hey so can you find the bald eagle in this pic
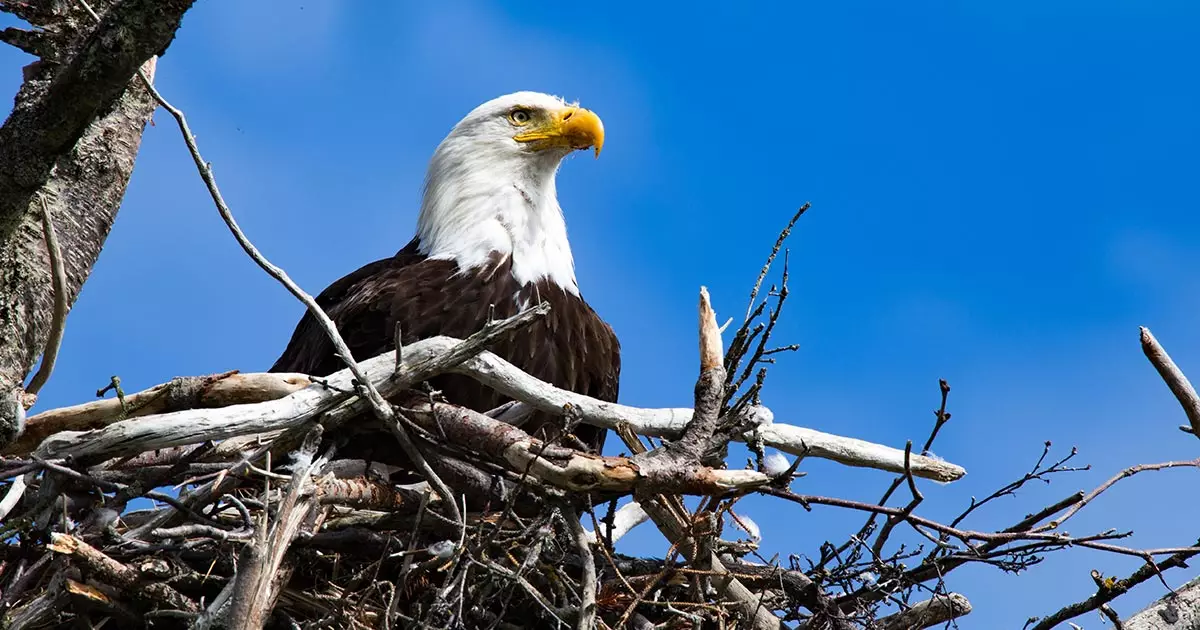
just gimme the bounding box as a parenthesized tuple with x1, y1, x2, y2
(270, 92, 619, 453)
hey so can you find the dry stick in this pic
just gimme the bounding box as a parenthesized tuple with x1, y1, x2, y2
(870, 441, 923, 559)
(46, 533, 198, 613)
(743, 203, 810, 323)
(877, 592, 972, 630)
(24, 194, 68, 398)
(563, 506, 597, 630)
(1140, 326, 1200, 438)
(226, 426, 323, 629)
(630, 288, 788, 630)
(406, 399, 765, 494)
(766, 489, 1199, 560)
(1034, 458, 1200, 533)
(1099, 604, 1124, 630)
(131, 63, 462, 526)
(10, 371, 310, 455)
(0, 474, 28, 521)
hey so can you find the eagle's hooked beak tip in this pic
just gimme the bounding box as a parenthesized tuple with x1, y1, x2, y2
(563, 106, 604, 158)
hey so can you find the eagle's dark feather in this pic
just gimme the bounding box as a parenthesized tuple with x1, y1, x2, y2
(269, 238, 620, 454)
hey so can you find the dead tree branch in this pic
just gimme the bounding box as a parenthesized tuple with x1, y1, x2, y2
(1140, 326, 1200, 438)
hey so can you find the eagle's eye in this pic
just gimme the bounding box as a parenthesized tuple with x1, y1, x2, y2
(508, 108, 533, 125)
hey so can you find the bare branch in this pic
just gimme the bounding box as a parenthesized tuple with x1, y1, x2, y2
(564, 506, 597, 630)
(878, 592, 972, 630)
(227, 426, 322, 629)
(23, 194, 66, 398)
(1140, 326, 1200, 439)
(1035, 458, 1200, 533)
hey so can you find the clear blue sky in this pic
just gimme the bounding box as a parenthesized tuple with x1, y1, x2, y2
(3, 1, 1200, 626)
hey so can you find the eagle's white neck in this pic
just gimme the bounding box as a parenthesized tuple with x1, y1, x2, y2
(414, 135, 579, 295)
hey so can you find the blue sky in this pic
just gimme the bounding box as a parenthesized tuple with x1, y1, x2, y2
(3, 1, 1200, 626)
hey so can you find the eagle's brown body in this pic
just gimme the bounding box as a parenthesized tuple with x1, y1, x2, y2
(269, 238, 620, 452)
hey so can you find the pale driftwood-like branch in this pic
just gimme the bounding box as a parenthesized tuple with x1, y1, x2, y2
(877, 592, 972, 630)
(1140, 326, 1200, 438)
(9, 371, 310, 455)
(749, 422, 962, 482)
(585, 501, 649, 544)
(0, 473, 28, 521)
(32, 334, 965, 482)
(446, 346, 963, 481)
(31, 309, 542, 459)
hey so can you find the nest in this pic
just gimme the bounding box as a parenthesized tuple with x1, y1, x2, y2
(0, 207, 1194, 630)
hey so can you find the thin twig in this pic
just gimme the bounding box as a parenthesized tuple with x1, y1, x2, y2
(563, 506, 596, 630)
(742, 203, 810, 323)
(1035, 458, 1200, 533)
(765, 488, 1198, 560)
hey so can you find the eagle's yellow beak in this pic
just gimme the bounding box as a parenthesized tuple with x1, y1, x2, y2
(514, 106, 605, 158)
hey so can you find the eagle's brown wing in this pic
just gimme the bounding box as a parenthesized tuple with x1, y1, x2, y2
(270, 239, 620, 453)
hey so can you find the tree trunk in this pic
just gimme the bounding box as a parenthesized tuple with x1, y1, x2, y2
(0, 0, 196, 446)
(1124, 575, 1200, 630)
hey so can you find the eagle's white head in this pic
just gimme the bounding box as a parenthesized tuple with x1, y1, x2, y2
(415, 91, 605, 296)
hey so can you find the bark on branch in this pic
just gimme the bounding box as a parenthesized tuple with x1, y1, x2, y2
(1123, 575, 1200, 630)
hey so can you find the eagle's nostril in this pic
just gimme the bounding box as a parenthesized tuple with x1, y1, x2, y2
(562, 109, 574, 121)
